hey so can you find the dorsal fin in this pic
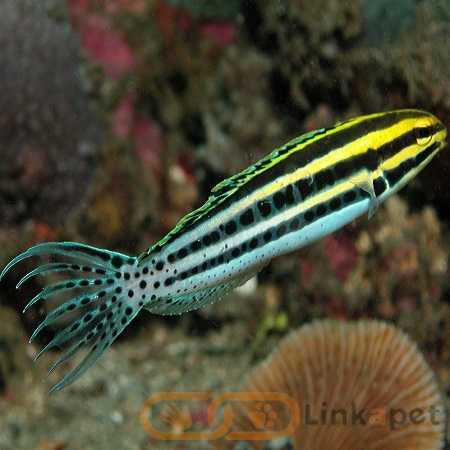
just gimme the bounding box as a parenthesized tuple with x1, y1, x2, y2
(140, 127, 329, 260)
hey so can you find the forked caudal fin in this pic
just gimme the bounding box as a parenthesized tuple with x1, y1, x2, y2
(0, 242, 144, 393)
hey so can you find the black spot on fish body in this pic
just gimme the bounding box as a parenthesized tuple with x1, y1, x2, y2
(240, 209, 254, 226)
(210, 231, 221, 243)
(258, 200, 272, 217)
(316, 204, 327, 217)
(285, 184, 296, 205)
(304, 210, 315, 222)
(343, 190, 357, 204)
(84, 314, 93, 322)
(70, 245, 111, 262)
(225, 221, 237, 235)
(273, 191, 286, 209)
(329, 197, 342, 211)
(296, 178, 313, 199)
(249, 238, 258, 249)
(277, 224, 287, 237)
(315, 170, 334, 191)
(290, 217, 300, 230)
(164, 277, 174, 286)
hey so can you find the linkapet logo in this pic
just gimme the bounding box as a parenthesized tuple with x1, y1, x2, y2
(139, 392, 444, 442)
(140, 392, 299, 441)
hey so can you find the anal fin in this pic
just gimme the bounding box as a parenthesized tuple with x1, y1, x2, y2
(146, 262, 267, 315)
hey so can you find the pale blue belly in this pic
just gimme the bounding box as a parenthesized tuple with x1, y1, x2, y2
(168, 197, 371, 292)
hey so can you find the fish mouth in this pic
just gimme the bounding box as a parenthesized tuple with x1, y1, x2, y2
(435, 120, 447, 149)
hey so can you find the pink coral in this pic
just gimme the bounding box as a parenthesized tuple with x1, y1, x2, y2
(154, 0, 194, 42)
(102, 0, 147, 15)
(68, 0, 146, 18)
(79, 16, 135, 79)
(299, 260, 317, 288)
(112, 94, 135, 139)
(112, 92, 165, 174)
(199, 21, 238, 47)
(323, 233, 358, 282)
(154, 0, 237, 47)
(67, 0, 90, 23)
(67, 1, 136, 79)
(132, 117, 164, 173)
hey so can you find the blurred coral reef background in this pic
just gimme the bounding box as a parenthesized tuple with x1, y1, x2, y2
(0, 0, 449, 449)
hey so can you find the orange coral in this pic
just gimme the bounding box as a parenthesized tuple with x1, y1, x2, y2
(233, 320, 445, 450)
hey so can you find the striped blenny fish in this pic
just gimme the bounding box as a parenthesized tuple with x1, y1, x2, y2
(1, 109, 447, 391)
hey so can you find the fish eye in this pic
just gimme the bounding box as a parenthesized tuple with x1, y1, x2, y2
(415, 127, 432, 146)
(414, 118, 433, 146)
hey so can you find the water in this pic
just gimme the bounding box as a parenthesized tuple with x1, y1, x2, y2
(0, 1, 448, 449)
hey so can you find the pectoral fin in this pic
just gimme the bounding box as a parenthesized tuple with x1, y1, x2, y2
(352, 174, 379, 219)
